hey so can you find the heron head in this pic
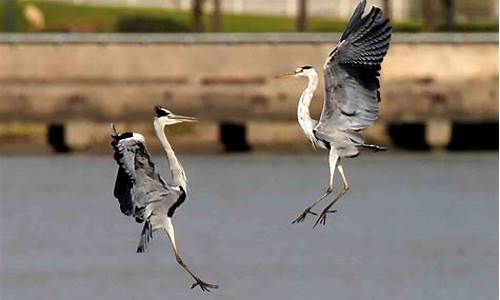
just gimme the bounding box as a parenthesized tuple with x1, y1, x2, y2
(154, 106, 198, 126)
(275, 65, 316, 79)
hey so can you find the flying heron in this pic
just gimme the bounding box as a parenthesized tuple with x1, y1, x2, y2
(277, 0, 392, 227)
(111, 106, 218, 291)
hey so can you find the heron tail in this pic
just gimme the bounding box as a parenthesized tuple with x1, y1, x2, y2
(137, 221, 153, 253)
(361, 143, 386, 152)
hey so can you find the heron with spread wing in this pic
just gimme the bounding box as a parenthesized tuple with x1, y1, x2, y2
(277, 0, 392, 227)
(111, 106, 218, 291)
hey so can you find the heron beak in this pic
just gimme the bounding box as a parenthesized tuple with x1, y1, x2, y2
(171, 114, 198, 122)
(274, 72, 295, 79)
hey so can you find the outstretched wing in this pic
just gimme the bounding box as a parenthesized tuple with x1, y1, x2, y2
(111, 132, 170, 222)
(315, 0, 391, 139)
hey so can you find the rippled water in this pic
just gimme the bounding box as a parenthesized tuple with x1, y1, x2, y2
(1, 152, 498, 300)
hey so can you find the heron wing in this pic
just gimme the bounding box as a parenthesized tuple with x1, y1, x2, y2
(112, 134, 142, 216)
(112, 133, 172, 221)
(316, 1, 391, 140)
(113, 167, 134, 215)
(133, 147, 179, 220)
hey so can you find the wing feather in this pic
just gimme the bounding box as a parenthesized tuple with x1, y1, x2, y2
(113, 167, 134, 215)
(316, 2, 391, 140)
(111, 132, 184, 222)
(339, 0, 368, 42)
(111, 135, 143, 217)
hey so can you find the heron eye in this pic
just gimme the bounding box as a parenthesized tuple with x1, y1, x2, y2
(155, 106, 171, 117)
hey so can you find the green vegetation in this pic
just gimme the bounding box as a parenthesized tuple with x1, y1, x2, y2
(0, 1, 194, 32)
(0, 0, 497, 33)
(116, 15, 190, 32)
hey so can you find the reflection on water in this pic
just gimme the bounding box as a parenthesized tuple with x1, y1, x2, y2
(1, 153, 498, 300)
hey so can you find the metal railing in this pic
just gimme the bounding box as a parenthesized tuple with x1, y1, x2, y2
(0, 33, 498, 44)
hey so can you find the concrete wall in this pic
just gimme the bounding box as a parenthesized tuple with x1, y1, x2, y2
(0, 33, 497, 123)
(0, 33, 497, 152)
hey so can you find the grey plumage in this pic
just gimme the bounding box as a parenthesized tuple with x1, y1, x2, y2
(110, 107, 218, 291)
(111, 132, 182, 242)
(316, 0, 391, 157)
(283, 0, 391, 226)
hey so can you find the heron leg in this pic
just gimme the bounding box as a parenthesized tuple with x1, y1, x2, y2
(163, 218, 219, 292)
(313, 162, 350, 228)
(292, 149, 339, 224)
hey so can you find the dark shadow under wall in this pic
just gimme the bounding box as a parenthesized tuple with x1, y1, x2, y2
(448, 123, 499, 150)
(388, 123, 430, 150)
(219, 122, 251, 152)
(388, 122, 499, 151)
(48, 124, 70, 153)
(44, 122, 498, 153)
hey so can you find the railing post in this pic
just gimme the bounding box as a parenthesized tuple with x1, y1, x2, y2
(192, 0, 205, 32)
(382, 0, 392, 20)
(443, 0, 456, 32)
(212, 0, 222, 32)
(297, 0, 308, 32)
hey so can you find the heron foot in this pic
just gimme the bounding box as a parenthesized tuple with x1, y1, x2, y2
(313, 208, 337, 228)
(190, 277, 219, 292)
(292, 207, 318, 224)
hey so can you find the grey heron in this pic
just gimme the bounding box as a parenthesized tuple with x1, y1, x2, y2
(277, 0, 391, 227)
(111, 106, 218, 291)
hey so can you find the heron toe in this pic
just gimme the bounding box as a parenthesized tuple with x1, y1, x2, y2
(313, 209, 337, 228)
(291, 208, 318, 224)
(190, 278, 219, 292)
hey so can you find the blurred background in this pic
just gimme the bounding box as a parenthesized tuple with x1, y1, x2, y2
(0, 1, 498, 300)
(0, 0, 498, 153)
(0, 0, 499, 33)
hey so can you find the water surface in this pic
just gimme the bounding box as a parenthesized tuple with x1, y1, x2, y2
(1, 153, 498, 299)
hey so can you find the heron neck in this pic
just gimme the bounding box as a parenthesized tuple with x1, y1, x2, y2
(298, 73, 318, 145)
(154, 120, 187, 190)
